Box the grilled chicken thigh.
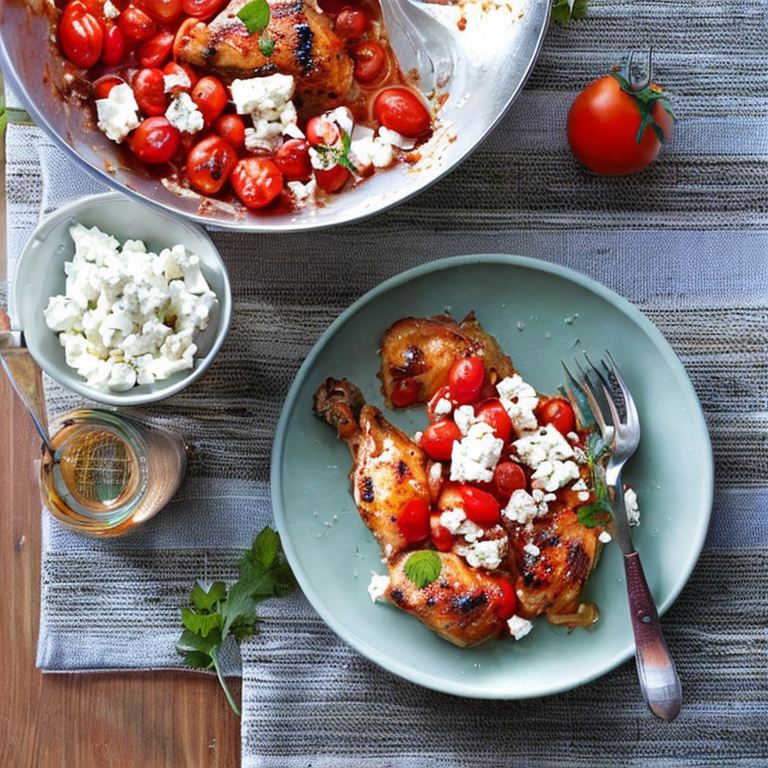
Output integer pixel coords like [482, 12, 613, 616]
[379, 312, 515, 408]
[173, 0, 354, 111]
[313, 377, 435, 560]
[385, 551, 510, 647]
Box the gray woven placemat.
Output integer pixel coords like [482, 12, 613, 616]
[3, 0, 767, 764]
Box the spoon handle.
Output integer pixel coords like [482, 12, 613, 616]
[623, 551, 682, 722]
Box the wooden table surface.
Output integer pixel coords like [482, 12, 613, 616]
[0, 119, 242, 768]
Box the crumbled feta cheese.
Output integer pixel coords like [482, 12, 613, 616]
[165, 92, 204, 134]
[439, 508, 483, 542]
[523, 542, 540, 557]
[453, 404, 478, 435]
[598, 530, 612, 544]
[433, 397, 453, 417]
[96, 83, 140, 143]
[513, 424, 574, 469]
[103, 0, 120, 18]
[625, 487, 640, 526]
[497, 374, 539, 432]
[507, 614, 534, 641]
[456, 537, 508, 570]
[367, 572, 390, 603]
[378, 126, 416, 150]
[503, 488, 555, 525]
[530, 458, 581, 492]
[164, 71, 192, 93]
[449, 421, 503, 483]
[44, 224, 219, 393]
[231, 74, 298, 151]
[287, 178, 317, 202]
[349, 133, 395, 172]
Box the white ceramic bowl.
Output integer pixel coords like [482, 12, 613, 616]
[12, 192, 232, 406]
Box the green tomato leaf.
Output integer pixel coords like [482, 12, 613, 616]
[237, 0, 271, 34]
[404, 550, 442, 589]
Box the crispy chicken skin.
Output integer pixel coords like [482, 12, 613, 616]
[313, 377, 435, 560]
[509, 506, 601, 625]
[378, 312, 515, 408]
[173, 0, 354, 111]
[385, 551, 509, 647]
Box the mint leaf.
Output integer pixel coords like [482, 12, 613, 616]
[404, 550, 442, 589]
[551, 0, 588, 25]
[258, 34, 275, 57]
[237, 0, 270, 33]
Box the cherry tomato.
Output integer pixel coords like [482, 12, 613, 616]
[182, 0, 228, 19]
[186, 135, 237, 194]
[305, 115, 340, 147]
[315, 164, 350, 193]
[137, 29, 174, 68]
[101, 24, 125, 66]
[118, 4, 157, 42]
[419, 419, 462, 462]
[567, 74, 674, 175]
[93, 74, 125, 100]
[396, 498, 430, 544]
[58, 1, 104, 69]
[448, 357, 485, 405]
[142, 0, 183, 24]
[350, 41, 386, 83]
[128, 116, 180, 164]
[132, 68, 167, 116]
[274, 138, 313, 181]
[191, 76, 228, 125]
[459, 485, 501, 527]
[335, 6, 369, 39]
[163, 61, 197, 93]
[539, 397, 576, 436]
[212, 113, 246, 149]
[474, 398, 513, 444]
[429, 513, 455, 552]
[491, 461, 527, 504]
[230, 157, 284, 209]
[373, 87, 431, 138]
[390, 377, 420, 408]
[493, 576, 517, 620]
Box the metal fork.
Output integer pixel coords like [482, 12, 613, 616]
[562, 352, 682, 722]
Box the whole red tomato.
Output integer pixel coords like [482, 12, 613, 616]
[567, 71, 674, 175]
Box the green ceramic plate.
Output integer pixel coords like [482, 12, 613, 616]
[271, 255, 713, 698]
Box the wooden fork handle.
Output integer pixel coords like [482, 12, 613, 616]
[623, 551, 683, 722]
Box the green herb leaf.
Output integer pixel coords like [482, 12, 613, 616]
[551, 0, 588, 25]
[176, 526, 297, 716]
[237, 0, 271, 34]
[258, 34, 275, 57]
[404, 550, 442, 589]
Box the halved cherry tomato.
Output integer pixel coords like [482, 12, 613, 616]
[182, 0, 228, 19]
[459, 485, 501, 527]
[101, 24, 125, 66]
[274, 138, 313, 181]
[59, 1, 104, 69]
[230, 157, 284, 209]
[419, 419, 462, 462]
[212, 114, 246, 149]
[396, 498, 430, 543]
[448, 356, 485, 405]
[118, 4, 157, 42]
[132, 68, 167, 116]
[539, 397, 576, 436]
[186, 135, 237, 194]
[128, 116, 180, 164]
[350, 41, 386, 83]
[191, 76, 228, 125]
[137, 29, 174, 68]
[390, 377, 420, 408]
[373, 87, 431, 138]
[429, 513, 455, 552]
[475, 398, 512, 444]
[493, 576, 517, 620]
[93, 74, 125, 100]
[315, 164, 351, 193]
[491, 461, 527, 504]
[334, 6, 369, 39]
[163, 61, 197, 93]
[305, 115, 340, 147]
[142, 0, 183, 24]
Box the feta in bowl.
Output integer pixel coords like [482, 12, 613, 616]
[13, 193, 232, 406]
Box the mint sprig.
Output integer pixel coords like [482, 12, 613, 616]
[176, 526, 297, 716]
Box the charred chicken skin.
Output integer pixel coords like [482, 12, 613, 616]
[173, 0, 354, 111]
[378, 312, 515, 409]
